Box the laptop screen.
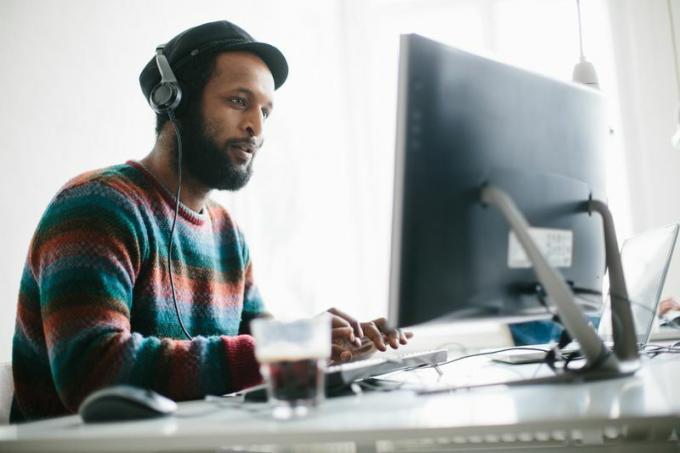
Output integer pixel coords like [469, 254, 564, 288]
[598, 223, 679, 344]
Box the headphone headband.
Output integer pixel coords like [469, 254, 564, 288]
[148, 45, 182, 114]
[155, 45, 178, 85]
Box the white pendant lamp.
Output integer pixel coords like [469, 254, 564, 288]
[572, 0, 600, 89]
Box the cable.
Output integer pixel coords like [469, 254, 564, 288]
[576, 0, 585, 60]
[421, 346, 557, 369]
[669, 0, 680, 98]
[167, 111, 193, 341]
[638, 341, 680, 359]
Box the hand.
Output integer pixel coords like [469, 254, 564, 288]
[659, 297, 680, 317]
[332, 335, 377, 363]
[326, 307, 413, 363]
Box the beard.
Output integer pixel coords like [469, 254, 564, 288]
[178, 114, 256, 191]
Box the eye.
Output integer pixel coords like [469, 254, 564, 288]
[262, 108, 271, 120]
[229, 97, 248, 108]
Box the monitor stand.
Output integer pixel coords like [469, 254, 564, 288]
[480, 185, 640, 380]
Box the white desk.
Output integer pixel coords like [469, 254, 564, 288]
[1, 351, 680, 453]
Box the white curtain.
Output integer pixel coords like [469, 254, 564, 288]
[221, 0, 630, 321]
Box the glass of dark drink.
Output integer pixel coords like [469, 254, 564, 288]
[251, 315, 331, 419]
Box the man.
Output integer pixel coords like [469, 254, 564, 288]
[11, 20, 408, 422]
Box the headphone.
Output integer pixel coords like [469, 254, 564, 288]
[148, 45, 182, 113]
[147, 45, 192, 340]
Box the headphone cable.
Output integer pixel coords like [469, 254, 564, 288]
[167, 111, 193, 341]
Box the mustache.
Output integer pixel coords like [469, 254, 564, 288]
[226, 137, 263, 150]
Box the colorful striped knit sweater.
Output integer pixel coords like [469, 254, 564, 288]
[11, 161, 265, 422]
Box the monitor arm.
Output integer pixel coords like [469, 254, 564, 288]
[481, 185, 639, 378]
[588, 199, 639, 363]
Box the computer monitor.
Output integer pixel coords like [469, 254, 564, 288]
[387, 34, 640, 379]
[388, 34, 609, 328]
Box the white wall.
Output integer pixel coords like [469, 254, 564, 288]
[1, 0, 679, 364]
[0, 0, 359, 362]
[607, 0, 680, 301]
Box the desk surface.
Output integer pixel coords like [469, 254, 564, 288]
[2, 351, 680, 453]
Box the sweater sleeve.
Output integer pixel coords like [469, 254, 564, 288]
[30, 181, 261, 412]
[238, 260, 266, 335]
[234, 227, 266, 335]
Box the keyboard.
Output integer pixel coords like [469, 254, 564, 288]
[326, 349, 448, 390]
[235, 349, 448, 402]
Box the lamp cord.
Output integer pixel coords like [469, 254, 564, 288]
[669, 0, 680, 99]
[576, 0, 585, 60]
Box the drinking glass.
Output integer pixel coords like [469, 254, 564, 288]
[250, 315, 331, 419]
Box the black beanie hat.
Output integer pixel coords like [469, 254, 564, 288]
[139, 20, 288, 103]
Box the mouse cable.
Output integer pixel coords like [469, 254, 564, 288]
[402, 346, 557, 372]
[167, 110, 193, 341]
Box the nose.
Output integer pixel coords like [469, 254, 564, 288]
[242, 108, 264, 139]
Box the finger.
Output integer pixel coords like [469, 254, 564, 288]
[370, 317, 390, 333]
[400, 330, 414, 344]
[331, 344, 353, 363]
[331, 344, 344, 362]
[386, 329, 400, 349]
[327, 307, 364, 338]
[330, 314, 351, 329]
[361, 322, 387, 352]
[330, 316, 362, 346]
[331, 327, 357, 344]
[371, 318, 402, 348]
[358, 337, 378, 353]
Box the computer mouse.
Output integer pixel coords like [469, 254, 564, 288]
[241, 383, 269, 403]
[79, 385, 177, 423]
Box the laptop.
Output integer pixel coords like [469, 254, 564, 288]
[598, 223, 679, 344]
[496, 223, 679, 364]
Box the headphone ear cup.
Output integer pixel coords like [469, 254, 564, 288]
[149, 82, 182, 113]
